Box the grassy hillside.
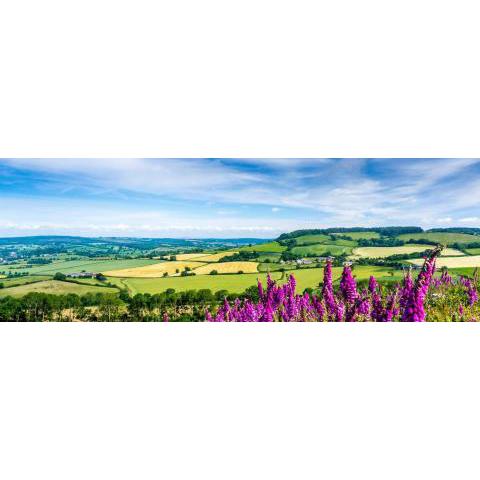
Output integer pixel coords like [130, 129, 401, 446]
[292, 234, 331, 245]
[240, 241, 286, 253]
[291, 244, 354, 257]
[353, 246, 464, 258]
[398, 232, 479, 244]
[333, 231, 380, 240]
[0, 275, 51, 288]
[1, 258, 158, 276]
[0, 280, 117, 298]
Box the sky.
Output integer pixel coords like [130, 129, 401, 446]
[1, 158, 480, 238]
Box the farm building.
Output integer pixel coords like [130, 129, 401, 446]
[296, 259, 314, 265]
[67, 272, 96, 278]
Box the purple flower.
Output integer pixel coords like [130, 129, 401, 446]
[402, 246, 442, 322]
[340, 265, 358, 303]
[204, 246, 451, 323]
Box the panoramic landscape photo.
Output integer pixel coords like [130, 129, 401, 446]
[1, 158, 480, 322]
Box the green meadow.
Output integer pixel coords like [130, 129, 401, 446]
[397, 232, 479, 245]
[113, 265, 403, 295]
[291, 244, 354, 257]
[240, 241, 287, 253]
[0, 280, 118, 298]
[0, 258, 158, 276]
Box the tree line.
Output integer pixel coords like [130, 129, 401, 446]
[0, 287, 264, 322]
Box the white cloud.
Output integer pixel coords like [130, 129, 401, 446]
[2, 158, 480, 236]
[459, 217, 480, 224]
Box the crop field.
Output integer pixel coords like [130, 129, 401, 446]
[116, 265, 403, 295]
[193, 261, 259, 275]
[291, 244, 354, 257]
[397, 232, 479, 244]
[353, 246, 465, 258]
[0, 275, 51, 288]
[0, 258, 158, 275]
[409, 255, 480, 269]
[333, 231, 380, 240]
[174, 253, 209, 261]
[189, 251, 236, 262]
[258, 262, 297, 272]
[257, 253, 282, 262]
[103, 261, 206, 278]
[293, 234, 331, 245]
[240, 241, 286, 253]
[0, 280, 118, 298]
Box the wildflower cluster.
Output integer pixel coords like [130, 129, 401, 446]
[206, 247, 479, 322]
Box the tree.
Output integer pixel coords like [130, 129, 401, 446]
[98, 295, 122, 322]
[196, 289, 214, 306]
[243, 285, 260, 301]
[53, 272, 66, 281]
[210, 270, 218, 275]
[215, 290, 229, 301]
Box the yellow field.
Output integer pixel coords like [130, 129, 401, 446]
[193, 261, 259, 275]
[190, 251, 237, 263]
[174, 253, 207, 261]
[409, 255, 480, 268]
[353, 246, 464, 258]
[103, 261, 206, 278]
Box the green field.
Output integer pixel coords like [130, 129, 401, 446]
[113, 265, 403, 295]
[0, 275, 51, 288]
[333, 231, 380, 240]
[293, 234, 331, 245]
[291, 244, 354, 257]
[0, 258, 158, 276]
[449, 267, 480, 278]
[353, 246, 465, 258]
[257, 253, 282, 262]
[465, 248, 480, 255]
[397, 232, 479, 245]
[326, 238, 357, 247]
[240, 241, 287, 253]
[0, 280, 118, 298]
[292, 234, 358, 247]
[257, 262, 298, 273]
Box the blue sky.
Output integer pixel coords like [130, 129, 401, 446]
[1, 158, 479, 238]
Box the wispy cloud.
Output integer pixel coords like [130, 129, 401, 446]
[0, 158, 479, 237]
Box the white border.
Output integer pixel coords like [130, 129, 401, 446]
[1, 1, 480, 478]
